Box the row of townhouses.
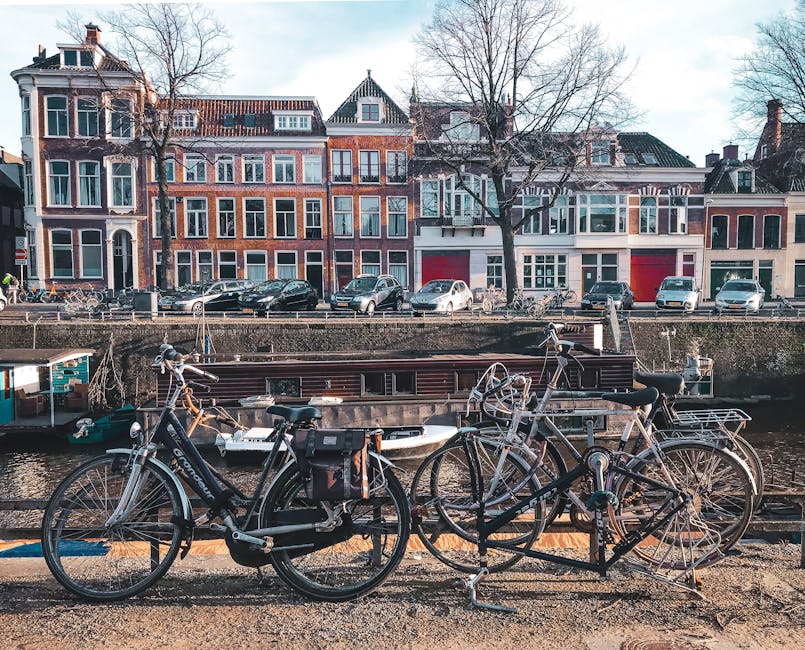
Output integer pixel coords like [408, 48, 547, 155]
[7, 25, 805, 302]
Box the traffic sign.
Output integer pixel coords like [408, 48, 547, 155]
[15, 248, 27, 263]
[15, 236, 26, 250]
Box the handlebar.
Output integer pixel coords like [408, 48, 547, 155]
[538, 323, 601, 356]
[154, 343, 220, 384]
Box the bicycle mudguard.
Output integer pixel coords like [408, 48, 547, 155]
[105, 448, 194, 521]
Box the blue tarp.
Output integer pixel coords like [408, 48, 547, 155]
[0, 540, 109, 558]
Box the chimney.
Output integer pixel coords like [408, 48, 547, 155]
[705, 151, 720, 167]
[767, 98, 783, 152]
[722, 144, 739, 161]
[85, 23, 101, 45]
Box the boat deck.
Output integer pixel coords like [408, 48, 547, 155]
[0, 411, 87, 436]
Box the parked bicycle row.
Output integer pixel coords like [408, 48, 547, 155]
[39, 324, 762, 611]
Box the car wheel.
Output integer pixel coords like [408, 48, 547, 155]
[365, 301, 376, 315]
[306, 301, 316, 311]
[394, 297, 403, 311]
[445, 302, 454, 315]
[191, 302, 203, 316]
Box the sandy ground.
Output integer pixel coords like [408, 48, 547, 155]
[0, 542, 803, 650]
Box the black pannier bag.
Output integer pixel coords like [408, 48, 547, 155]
[291, 429, 370, 500]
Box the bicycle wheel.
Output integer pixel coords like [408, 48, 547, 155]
[612, 440, 753, 569]
[260, 457, 410, 601]
[41, 454, 184, 601]
[409, 436, 543, 573]
[528, 302, 547, 318]
[564, 290, 577, 302]
[482, 298, 493, 314]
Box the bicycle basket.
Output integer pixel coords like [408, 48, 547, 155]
[291, 429, 369, 501]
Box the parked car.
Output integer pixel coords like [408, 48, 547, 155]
[409, 279, 473, 314]
[239, 279, 318, 314]
[580, 281, 634, 311]
[714, 279, 765, 313]
[159, 279, 254, 315]
[655, 276, 700, 313]
[0, 289, 6, 312]
[329, 274, 404, 314]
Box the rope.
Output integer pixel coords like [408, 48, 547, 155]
[86, 335, 126, 410]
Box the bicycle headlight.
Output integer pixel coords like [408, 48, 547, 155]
[129, 421, 144, 444]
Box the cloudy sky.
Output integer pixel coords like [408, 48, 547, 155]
[0, 0, 795, 166]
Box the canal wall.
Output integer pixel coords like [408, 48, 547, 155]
[0, 317, 803, 401]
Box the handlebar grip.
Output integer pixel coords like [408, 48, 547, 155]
[573, 342, 601, 356]
[188, 380, 212, 392]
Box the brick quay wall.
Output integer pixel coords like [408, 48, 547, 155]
[1, 318, 803, 401]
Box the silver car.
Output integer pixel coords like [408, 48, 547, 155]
[409, 279, 473, 314]
[714, 279, 765, 313]
[655, 276, 700, 313]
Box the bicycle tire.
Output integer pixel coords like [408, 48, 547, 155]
[41, 454, 184, 601]
[564, 290, 577, 302]
[731, 434, 765, 508]
[481, 298, 493, 314]
[612, 440, 754, 569]
[409, 436, 543, 574]
[260, 457, 410, 601]
[529, 302, 546, 319]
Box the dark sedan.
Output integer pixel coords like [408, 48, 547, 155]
[580, 281, 634, 310]
[239, 279, 318, 314]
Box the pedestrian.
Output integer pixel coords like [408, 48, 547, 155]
[2, 272, 19, 304]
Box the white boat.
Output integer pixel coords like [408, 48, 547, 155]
[214, 424, 457, 461]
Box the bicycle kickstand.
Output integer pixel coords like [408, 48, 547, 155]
[464, 566, 517, 614]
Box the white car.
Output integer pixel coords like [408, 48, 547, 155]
[409, 279, 473, 314]
[655, 276, 700, 313]
[0, 291, 6, 312]
[714, 279, 765, 313]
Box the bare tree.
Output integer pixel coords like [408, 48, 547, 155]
[411, 0, 632, 302]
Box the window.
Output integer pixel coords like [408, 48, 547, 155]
[216, 155, 234, 183]
[737, 214, 754, 249]
[642, 153, 658, 165]
[445, 174, 482, 224]
[334, 250, 353, 288]
[80, 230, 102, 278]
[360, 196, 380, 237]
[21, 94, 31, 136]
[110, 99, 132, 138]
[217, 198, 236, 238]
[78, 161, 100, 206]
[359, 150, 380, 183]
[387, 151, 407, 183]
[46, 96, 68, 136]
[305, 199, 322, 239]
[639, 197, 657, 234]
[486, 180, 500, 217]
[361, 103, 380, 122]
[392, 372, 415, 395]
[276, 251, 297, 279]
[27, 230, 37, 279]
[523, 255, 567, 289]
[388, 251, 408, 289]
[154, 198, 177, 238]
[361, 250, 381, 275]
[218, 251, 237, 279]
[669, 196, 687, 234]
[303, 155, 322, 184]
[446, 111, 479, 141]
[77, 98, 98, 137]
[185, 198, 208, 238]
[387, 197, 407, 237]
[421, 180, 439, 217]
[63, 49, 92, 67]
[51, 229, 74, 278]
[246, 251, 268, 282]
[223, 113, 235, 128]
[333, 196, 353, 236]
[274, 114, 311, 130]
[243, 113, 256, 128]
[265, 377, 301, 397]
[763, 215, 781, 249]
[624, 153, 638, 165]
[711, 215, 728, 249]
[184, 155, 206, 182]
[155, 157, 175, 183]
[795, 215, 805, 243]
[549, 196, 569, 234]
[24, 160, 33, 205]
[274, 155, 295, 183]
[576, 194, 627, 233]
[737, 170, 752, 193]
[176, 251, 192, 286]
[110, 162, 134, 208]
[245, 198, 266, 238]
[243, 155, 265, 183]
[154, 250, 163, 285]
[331, 150, 352, 183]
[197, 251, 213, 282]
[361, 372, 385, 395]
[172, 112, 196, 130]
[486, 255, 503, 289]
[49, 161, 70, 206]
[522, 196, 540, 234]
[591, 141, 611, 165]
[275, 198, 296, 238]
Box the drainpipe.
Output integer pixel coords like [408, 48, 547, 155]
[324, 139, 332, 298]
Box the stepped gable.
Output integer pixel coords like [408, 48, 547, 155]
[617, 132, 695, 168]
[327, 73, 409, 125]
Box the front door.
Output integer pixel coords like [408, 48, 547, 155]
[796, 260, 805, 298]
[113, 230, 133, 290]
[305, 251, 323, 301]
[0, 367, 13, 425]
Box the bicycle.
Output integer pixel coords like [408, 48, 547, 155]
[481, 285, 505, 314]
[41, 343, 410, 602]
[545, 287, 577, 309]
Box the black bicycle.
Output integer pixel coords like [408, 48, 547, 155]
[41, 344, 410, 602]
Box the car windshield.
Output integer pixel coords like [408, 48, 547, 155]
[256, 280, 287, 292]
[589, 283, 622, 295]
[721, 281, 757, 292]
[343, 277, 377, 292]
[179, 282, 207, 294]
[420, 281, 452, 294]
[661, 278, 693, 291]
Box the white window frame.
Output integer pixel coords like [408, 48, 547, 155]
[152, 156, 175, 183]
[27, 229, 38, 279]
[590, 140, 611, 165]
[79, 228, 103, 279]
[244, 197, 266, 238]
[216, 155, 235, 183]
[274, 197, 297, 239]
[331, 150, 352, 183]
[217, 197, 236, 238]
[358, 100, 381, 123]
[576, 193, 628, 234]
[184, 154, 206, 183]
[303, 155, 322, 184]
[274, 113, 312, 131]
[737, 214, 755, 249]
[185, 197, 209, 238]
[549, 196, 569, 234]
[153, 197, 177, 239]
[108, 98, 132, 139]
[46, 95, 68, 137]
[386, 196, 407, 238]
[388, 250, 409, 289]
[669, 195, 687, 234]
[218, 250, 238, 279]
[196, 250, 214, 282]
[386, 151, 407, 184]
[333, 196, 354, 237]
[76, 97, 99, 137]
[711, 214, 730, 250]
[243, 154, 265, 184]
[245, 250, 267, 282]
[172, 111, 197, 130]
[109, 160, 135, 209]
[522, 254, 567, 290]
[359, 150, 380, 183]
[639, 196, 658, 234]
[48, 160, 71, 207]
[421, 179, 439, 217]
[24, 160, 34, 206]
[304, 198, 322, 240]
[21, 94, 31, 137]
[273, 155, 295, 183]
[522, 195, 540, 234]
[763, 214, 782, 250]
[175, 250, 193, 286]
[77, 160, 101, 207]
[275, 251, 298, 279]
[360, 196, 381, 238]
[51, 228, 74, 278]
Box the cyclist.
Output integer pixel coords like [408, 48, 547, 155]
[2, 272, 19, 304]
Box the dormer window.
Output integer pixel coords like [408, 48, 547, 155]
[358, 99, 383, 123]
[172, 111, 197, 130]
[62, 49, 93, 67]
[590, 141, 611, 165]
[222, 113, 234, 128]
[274, 113, 312, 131]
[244, 113, 256, 128]
[623, 153, 638, 165]
[760, 144, 768, 159]
[737, 170, 753, 193]
[445, 111, 479, 141]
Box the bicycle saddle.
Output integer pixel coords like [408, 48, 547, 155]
[266, 404, 322, 423]
[600, 386, 659, 408]
[634, 372, 685, 396]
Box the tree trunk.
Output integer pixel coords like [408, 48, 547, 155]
[155, 154, 174, 291]
[499, 207, 518, 305]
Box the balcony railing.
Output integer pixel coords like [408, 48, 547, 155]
[440, 211, 486, 227]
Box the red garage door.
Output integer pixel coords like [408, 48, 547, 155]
[630, 250, 677, 301]
[422, 250, 470, 286]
